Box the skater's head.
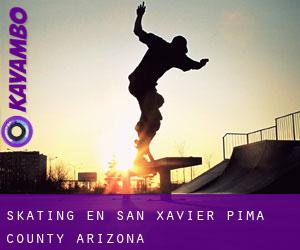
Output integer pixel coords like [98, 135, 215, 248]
[171, 36, 188, 54]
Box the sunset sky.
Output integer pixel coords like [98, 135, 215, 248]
[0, 0, 299, 175]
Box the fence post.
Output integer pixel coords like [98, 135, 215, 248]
[275, 118, 278, 140]
[223, 136, 226, 159]
[260, 130, 263, 141]
[246, 134, 249, 144]
[292, 114, 296, 140]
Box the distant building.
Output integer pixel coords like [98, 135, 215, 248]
[78, 172, 97, 182]
[78, 172, 97, 190]
[0, 151, 47, 193]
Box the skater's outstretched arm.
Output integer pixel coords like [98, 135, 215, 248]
[134, 2, 147, 38]
[192, 58, 209, 70]
[177, 57, 209, 72]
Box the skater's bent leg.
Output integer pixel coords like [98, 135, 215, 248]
[139, 110, 163, 161]
[134, 90, 164, 164]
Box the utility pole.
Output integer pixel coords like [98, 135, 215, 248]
[68, 162, 82, 181]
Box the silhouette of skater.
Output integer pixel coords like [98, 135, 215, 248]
[129, 2, 209, 165]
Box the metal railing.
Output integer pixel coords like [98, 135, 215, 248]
[223, 111, 300, 159]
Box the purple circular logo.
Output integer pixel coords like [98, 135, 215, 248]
[1, 116, 33, 147]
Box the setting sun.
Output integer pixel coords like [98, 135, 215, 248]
[99, 114, 137, 171]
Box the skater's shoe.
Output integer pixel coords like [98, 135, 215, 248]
[147, 151, 154, 162]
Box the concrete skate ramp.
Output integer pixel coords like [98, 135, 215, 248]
[194, 140, 300, 193]
[172, 160, 229, 193]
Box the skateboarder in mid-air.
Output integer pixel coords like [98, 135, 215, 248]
[129, 2, 209, 165]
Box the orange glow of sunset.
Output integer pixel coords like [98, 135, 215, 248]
[99, 114, 137, 172]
